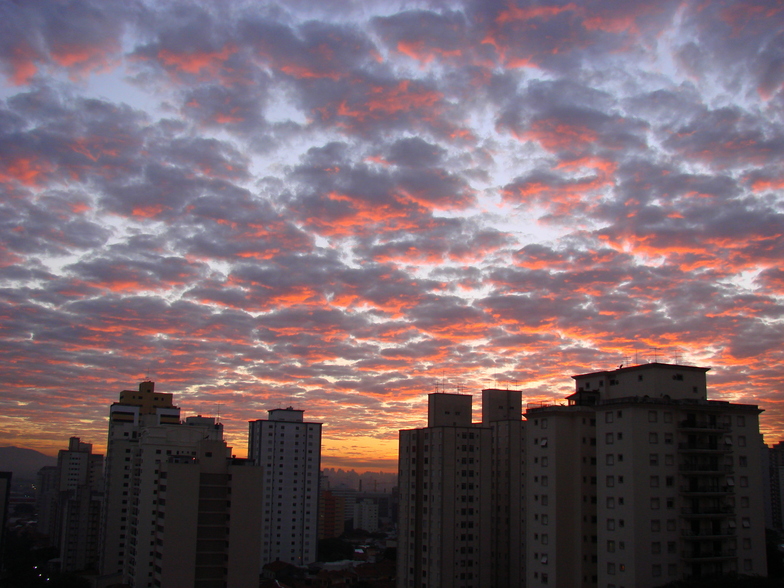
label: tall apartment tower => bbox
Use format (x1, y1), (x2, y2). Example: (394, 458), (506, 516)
(248, 407), (322, 567)
(526, 399), (598, 587)
(152, 439), (264, 588)
(398, 393), (493, 588)
(768, 441), (784, 531)
(526, 362), (767, 588)
(55, 437), (104, 572)
(99, 381), (224, 588)
(482, 389), (526, 588)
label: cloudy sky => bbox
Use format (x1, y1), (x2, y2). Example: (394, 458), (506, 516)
(1, 0), (783, 471)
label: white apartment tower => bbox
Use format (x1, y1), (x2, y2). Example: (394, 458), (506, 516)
(526, 362), (767, 588)
(248, 407), (322, 567)
(99, 381), (224, 588)
(398, 393), (493, 588)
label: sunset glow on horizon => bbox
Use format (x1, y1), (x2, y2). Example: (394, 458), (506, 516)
(1, 0), (783, 473)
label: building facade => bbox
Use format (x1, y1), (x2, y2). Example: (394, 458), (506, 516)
(527, 362), (767, 588)
(398, 393), (493, 588)
(153, 439), (264, 588)
(99, 381), (224, 588)
(248, 407), (322, 567)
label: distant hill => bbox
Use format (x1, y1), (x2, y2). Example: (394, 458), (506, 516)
(0, 447), (56, 481)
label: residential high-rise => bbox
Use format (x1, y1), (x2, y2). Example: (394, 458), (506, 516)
(152, 438), (264, 588)
(98, 381), (223, 588)
(398, 393), (493, 588)
(248, 407), (322, 567)
(401, 363), (769, 588)
(526, 362), (768, 587)
(55, 437), (104, 572)
(768, 441), (784, 531)
(99, 381), (179, 579)
(483, 389), (526, 588)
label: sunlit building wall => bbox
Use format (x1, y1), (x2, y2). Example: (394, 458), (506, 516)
(248, 407), (322, 567)
(529, 363), (767, 588)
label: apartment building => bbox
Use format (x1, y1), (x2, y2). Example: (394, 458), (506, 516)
(152, 439), (264, 588)
(527, 362), (767, 588)
(248, 407), (322, 567)
(483, 389), (526, 588)
(398, 393), (493, 588)
(99, 381), (180, 579)
(98, 381), (224, 588)
(55, 437), (104, 572)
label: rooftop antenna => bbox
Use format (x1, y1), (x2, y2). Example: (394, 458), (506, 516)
(653, 347), (659, 362)
(216, 403), (222, 424)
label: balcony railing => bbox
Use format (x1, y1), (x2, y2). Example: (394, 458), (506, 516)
(678, 442), (732, 452)
(678, 420), (731, 431)
(681, 506), (734, 516)
(679, 486), (734, 495)
(681, 549), (736, 560)
(678, 464), (734, 473)
(681, 528), (736, 539)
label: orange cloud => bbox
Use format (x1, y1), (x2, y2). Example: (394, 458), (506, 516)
(157, 44), (237, 78)
(0, 156), (54, 187)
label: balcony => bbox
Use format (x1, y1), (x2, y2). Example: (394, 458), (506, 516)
(679, 420), (730, 432)
(678, 442), (732, 453)
(681, 506), (734, 516)
(681, 549), (736, 561)
(679, 486), (734, 495)
(678, 463), (734, 474)
(681, 528), (736, 539)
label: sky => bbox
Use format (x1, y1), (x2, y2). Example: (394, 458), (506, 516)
(1, 0), (783, 472)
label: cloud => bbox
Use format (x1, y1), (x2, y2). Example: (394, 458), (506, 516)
(1, 0), (783, 465)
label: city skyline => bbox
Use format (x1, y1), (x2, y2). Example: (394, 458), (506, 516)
(2, 0), (783, 473)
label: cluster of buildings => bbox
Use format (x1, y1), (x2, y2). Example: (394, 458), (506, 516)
(30, 360), (780, 588)
(398, 362), (771, 588)
(38, 382), (324, 587)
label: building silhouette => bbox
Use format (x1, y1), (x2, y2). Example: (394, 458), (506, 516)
(152, 438), (264, 587)
(248, 407), (322, 567)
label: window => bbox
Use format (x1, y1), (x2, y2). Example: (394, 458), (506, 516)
(652, 564), (661, 577)
(664, 433), (673, 445)
(737, 416), (746, 427)
(607, 475), (615, 487)
(650, 453), (659, 466)
(606, 433), (614, 445)
(607, 540), (615, 553)
(650, 476), (660, 488)
(739, 456), (747, 467)
(651, 520), (661, 532)
(649, 432), (658, 444)
(541, 418), (548, 429)
(606, 454), (614, 466)
(666, 476), (674, 487)
(742, 517), (751, 528)
(738, 436), (746, 447)
(651, 497), (660, 509)
(652, 542), (661, 554)
(606, 412), (614, 423)
(665, 454), (674, 466)
(607, 563), (616, 575)
(607, 497), (615, 508)
(649, 411), (658, 423)
(607, 519), (615, 531)
(740, 476), (748, 488)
